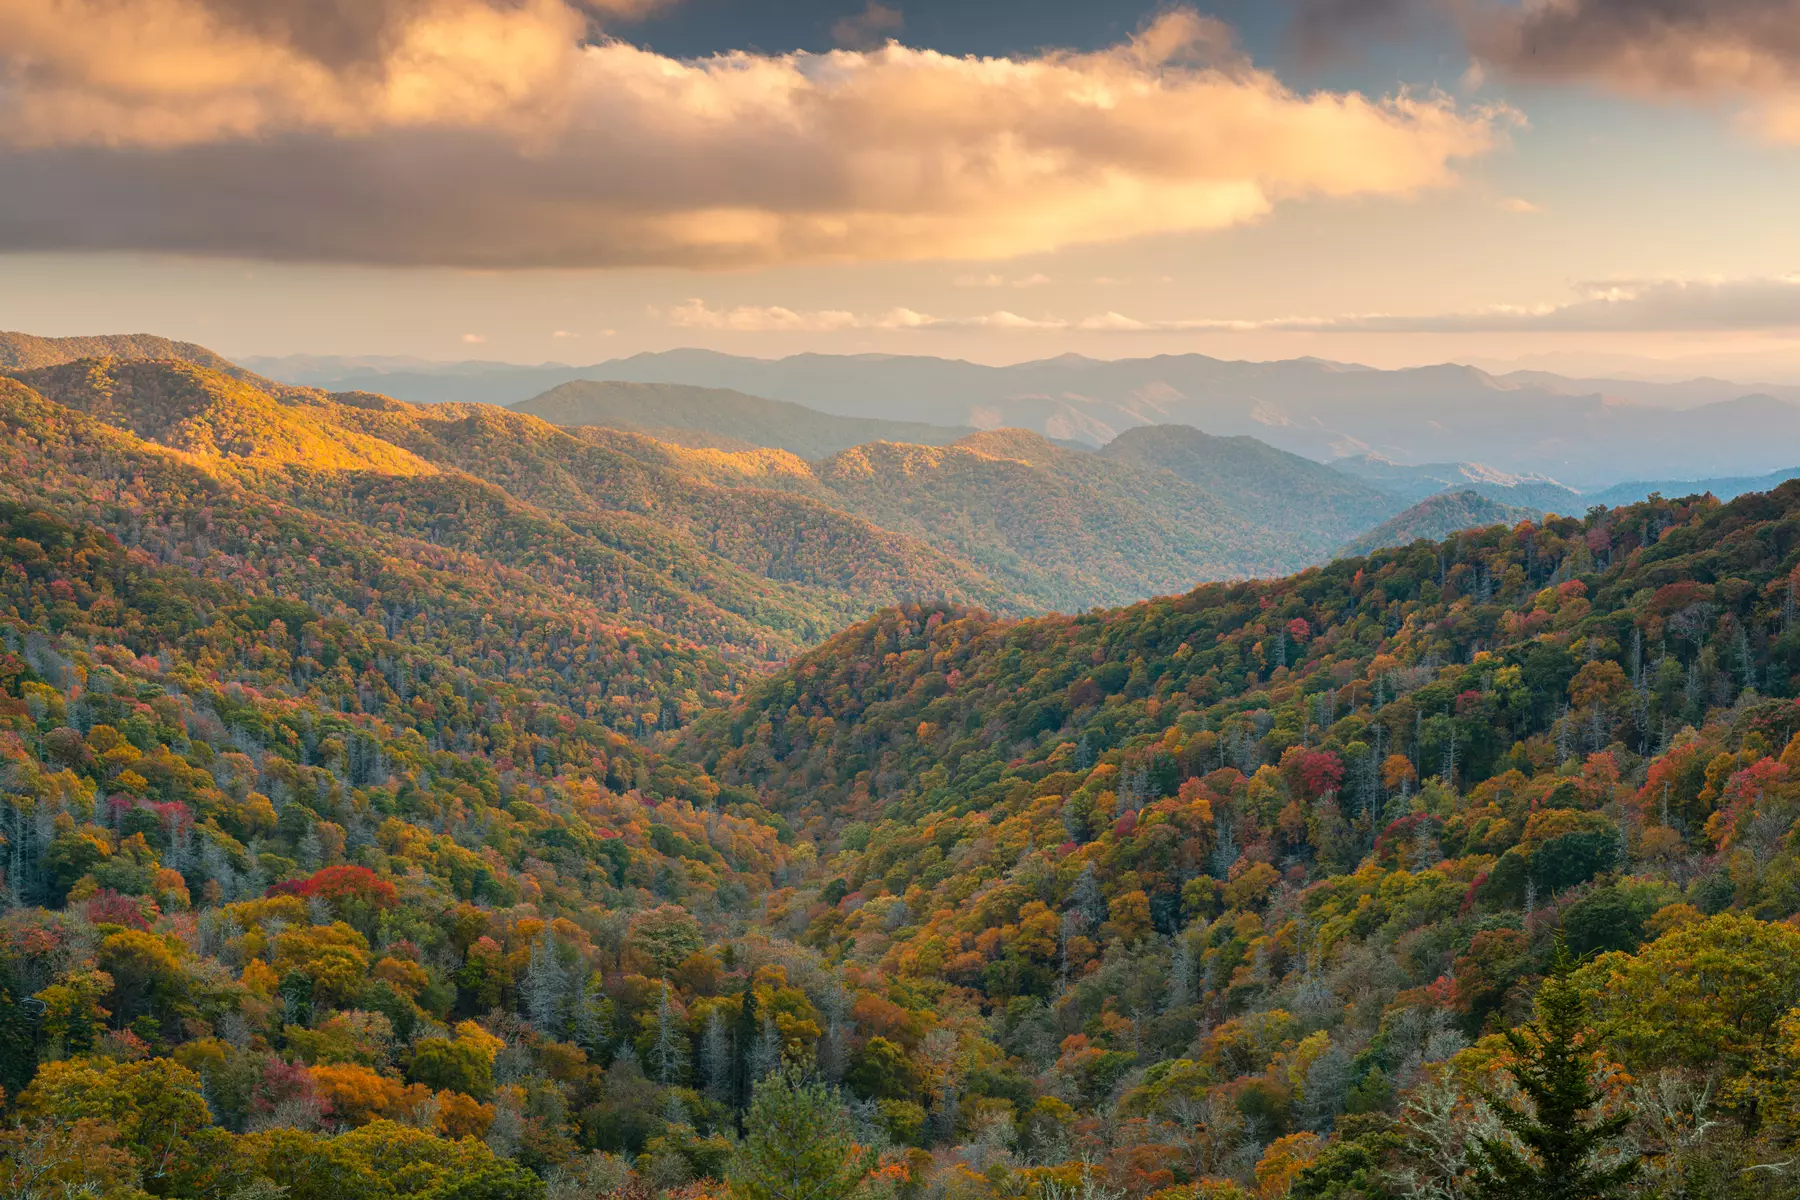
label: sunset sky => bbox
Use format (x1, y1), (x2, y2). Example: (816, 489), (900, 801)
(5, 0), (1800, 376)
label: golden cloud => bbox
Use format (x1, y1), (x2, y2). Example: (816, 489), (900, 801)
(0, 3), (1510, 265)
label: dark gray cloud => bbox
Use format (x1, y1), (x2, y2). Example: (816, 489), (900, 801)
(1470, 0), (1800, 87)
(1290, 0), (1437, 60)
(1466, 0), (1800, 139)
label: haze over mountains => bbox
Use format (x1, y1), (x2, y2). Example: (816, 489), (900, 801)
(252, 347), (1800, 487)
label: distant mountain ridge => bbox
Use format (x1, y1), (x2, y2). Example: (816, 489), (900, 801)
(248, 347), (1800, 485)
(512, 379), (973, 459)
(1330, 454), (1585, 512)
(17, 336), (1800, 637)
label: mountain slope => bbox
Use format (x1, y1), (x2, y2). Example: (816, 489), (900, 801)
(0, 375), (746, 721)
(0, 360), (1023, 676)
(1100, 423), (1406, 556)
(14, 357), (437, 475)
(813, 430), (1283, 611)
(672, 483), (1800, 1189)
(1338, 488), (1540, 557)
(12, 346), (1800, 1199)
(513, 379), (973, 458)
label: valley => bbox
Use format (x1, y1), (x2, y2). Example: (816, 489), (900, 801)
(3, 334), (1800, 1200)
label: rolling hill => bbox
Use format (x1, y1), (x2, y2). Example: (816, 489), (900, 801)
(0, 329), (249, 374)
(1100, 423), (1405, 553)
(1337, 488), (1541, 557)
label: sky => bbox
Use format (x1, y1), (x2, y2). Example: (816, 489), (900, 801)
(4, 0), (1800, 377)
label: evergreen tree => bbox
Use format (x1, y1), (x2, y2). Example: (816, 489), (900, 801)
(655, 979), (682, 1085)
(704, 1009), (734, 1104)
(728, 1067), (873, 1200)
(1165, 934), (1193, 1012)
(732, 985), (761, 1113)
(1468, 935), (1639, 1200)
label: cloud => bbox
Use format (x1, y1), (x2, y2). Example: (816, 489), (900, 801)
(1468, 0), (1800, 142)
(1499, 196), (1541, 213)
(831, 1), (904, 51)
(460, 332), (487, 342)
(1113, 276), (1800, 334)
(0, 5), (1507, 267)
(668, 276), (1800, 336)
(1291, 0), (1439, 62)
(666, 299), (1066, 332)
(952, 272), (1051, 288)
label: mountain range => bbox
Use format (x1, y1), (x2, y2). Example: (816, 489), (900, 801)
(0, 339), (1419, 680)
(249, 346), (1800, 486)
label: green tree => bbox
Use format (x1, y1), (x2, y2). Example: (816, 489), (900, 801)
(1468, 936), (1639, 1200)
(728, 1067), (873, 1200)
(18, 1055), (214, 1189)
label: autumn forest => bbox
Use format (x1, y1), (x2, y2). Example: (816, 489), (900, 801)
(4, 336), (1800, 1200)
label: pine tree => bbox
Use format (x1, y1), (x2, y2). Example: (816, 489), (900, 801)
(1468, 934), (1639, 1200)
(1165, 935), (1193, 1012)
(727, 1067), (873, 1200)
(571, 969), (605, 1051)
(704, 1009), (733, 1103)
(732, 985), (761, 1113)
(655, 979), (682, 1086)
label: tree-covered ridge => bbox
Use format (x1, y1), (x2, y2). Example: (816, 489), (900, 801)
(1098, 424), (1405, 559)
(0, 360), (1026, 676)
(16, 359), (437, 476)
(1339, 490), (1543, 560)
(674, 484), (1800, 1194)
(0, 332), (249, 377)
(321, 399), (1017, 632)
(813, 435), (1277, 613)
(0, 377), (750, 729)
(516, 407), (1421, 612)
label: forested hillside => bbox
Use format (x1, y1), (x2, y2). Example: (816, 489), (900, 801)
(1338, 491), (1543, 559)
(686, 484), (1800, 1196)
(0, 331), (248, 377)
(0, 358), (1022, 673)
(10, 346), (1800, 1200)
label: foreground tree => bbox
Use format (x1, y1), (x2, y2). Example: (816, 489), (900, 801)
(1469, 935), (1639, 1200)
(728, 1067), (873, 1200)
